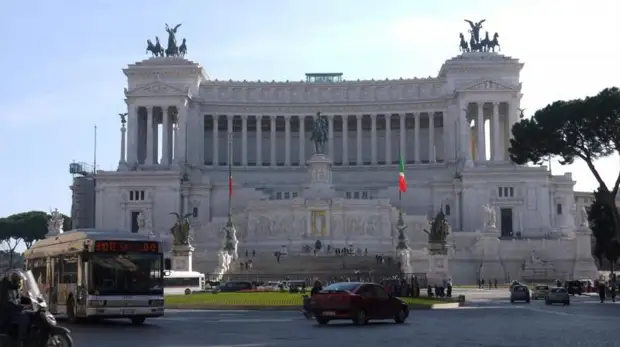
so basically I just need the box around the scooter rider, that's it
[0,270,32,347]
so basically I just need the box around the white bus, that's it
[163,270,205,295]
[24,229,164,325]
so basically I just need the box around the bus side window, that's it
[164,259,171,271]
[60,256,78,284]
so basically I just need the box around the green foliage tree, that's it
[589,188,620,272]
[0,210,71,266]
[509,87,620,241]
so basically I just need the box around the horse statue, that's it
[480,32,491,52]
[146,38,164,57]
[459,33,469,52]
[179,38,188,57]
[310,111,329,154]
[469,33,483,52]
[487,33,501,52]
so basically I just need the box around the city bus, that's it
[23,229,164,325]
[164,270,205,295]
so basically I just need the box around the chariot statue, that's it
[170,212,193,245]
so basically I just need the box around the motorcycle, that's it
[0,269,73,347]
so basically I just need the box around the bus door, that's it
[75,255,88,317]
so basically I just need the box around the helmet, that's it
[6,269,25,290]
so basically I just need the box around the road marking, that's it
[165,309,250,313]
[215,318,293,323]
[525,307,575,316]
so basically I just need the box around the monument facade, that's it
[91,22,598,283]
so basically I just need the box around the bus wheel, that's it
[184,288,191,295]
[131,317,146,325]
[67,298,77,324]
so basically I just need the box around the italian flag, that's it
[399,156,407,192]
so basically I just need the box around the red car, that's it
[309,282,409,325]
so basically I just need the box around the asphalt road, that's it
[68,292,619,347]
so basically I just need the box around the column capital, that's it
[241,114,248,120]
[283,115,292,120]
[255,115,263,120]
[270,116,277,122]
[370,114,377,120]
[492,101,501,107]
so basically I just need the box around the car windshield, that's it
[91,253,163,295]
[551,288,567,293]
[536,286,549,290]
[513,286,528,292]
[321,282,360,293]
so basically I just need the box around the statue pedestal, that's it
[303,153,335,200]
[171,244,194,272]
[427,253,450,285]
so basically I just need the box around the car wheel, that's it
[316,317,329,325]
[510,300,515,304]
[352,310,367,325]
[545,300,551,305]
[394,307,407,324]
[565,301,570,306]
[526,299,530,303]
[184,288,191,295]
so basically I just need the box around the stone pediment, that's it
[460,79,517,92]
[125,82,188,98]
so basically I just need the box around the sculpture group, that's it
[146,23,188,57]
[458,19,501,53]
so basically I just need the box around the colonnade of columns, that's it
[205,112,444,167]
[460,100,517,164]
[122,105,181,166]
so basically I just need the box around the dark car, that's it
[510,285,530,303]
[309,282,409,325]
[214,281,253,293]
[564,280,583,295]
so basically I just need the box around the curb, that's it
[165,301,463,311]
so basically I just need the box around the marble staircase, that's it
[521,259,565,281]
[222,254,399,281]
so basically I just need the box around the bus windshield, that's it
[91,253,163,295]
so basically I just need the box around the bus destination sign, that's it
[94,241,159,253]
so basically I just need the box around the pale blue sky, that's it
[0,0,619,219]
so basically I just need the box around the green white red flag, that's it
[399,156,407,192]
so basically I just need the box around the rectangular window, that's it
[498,187,503,197]
[284,192,290,199]
[60,256,78,284]
[275,192,282,200]
[556,204,563,215]
[445,204,451,216]
[345,192,351,199]
[362,192,368,199]
[192,207,198,218]
[509,187,514,197]
[292,192,298,198]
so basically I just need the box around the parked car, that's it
[532,285,549,300]
[546,287,570,305]
[309,282,409,325]
[214,281,254,293]
[510,285,531,303]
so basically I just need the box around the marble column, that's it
[284,115,291,165]
[399,114,406,161]
[370,114,377,165]
[127,104,138,164]
[413,113,420,163]
[227,115,234,166]
[270,116,276,166]
[428,113,435,163]
[256,116,262,166]
[162,108,170,165]
[356,115,363,165]
[146,106,154,165]
[241,115,248,166]
[385,114,391,165]
[460,101,473,167]
[476,103,485,161]
[298,115,305,164]
[212,115,219,166]
[342,115,348,165]
[175,103,188,164]
[492,102,501,161]
[119,121,127,163]
[328,115,334,158]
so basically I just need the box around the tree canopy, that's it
[0,210,71,250]
[589,188,620,271]
[509,87,620,239]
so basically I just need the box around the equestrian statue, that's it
[310,111,329,154]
